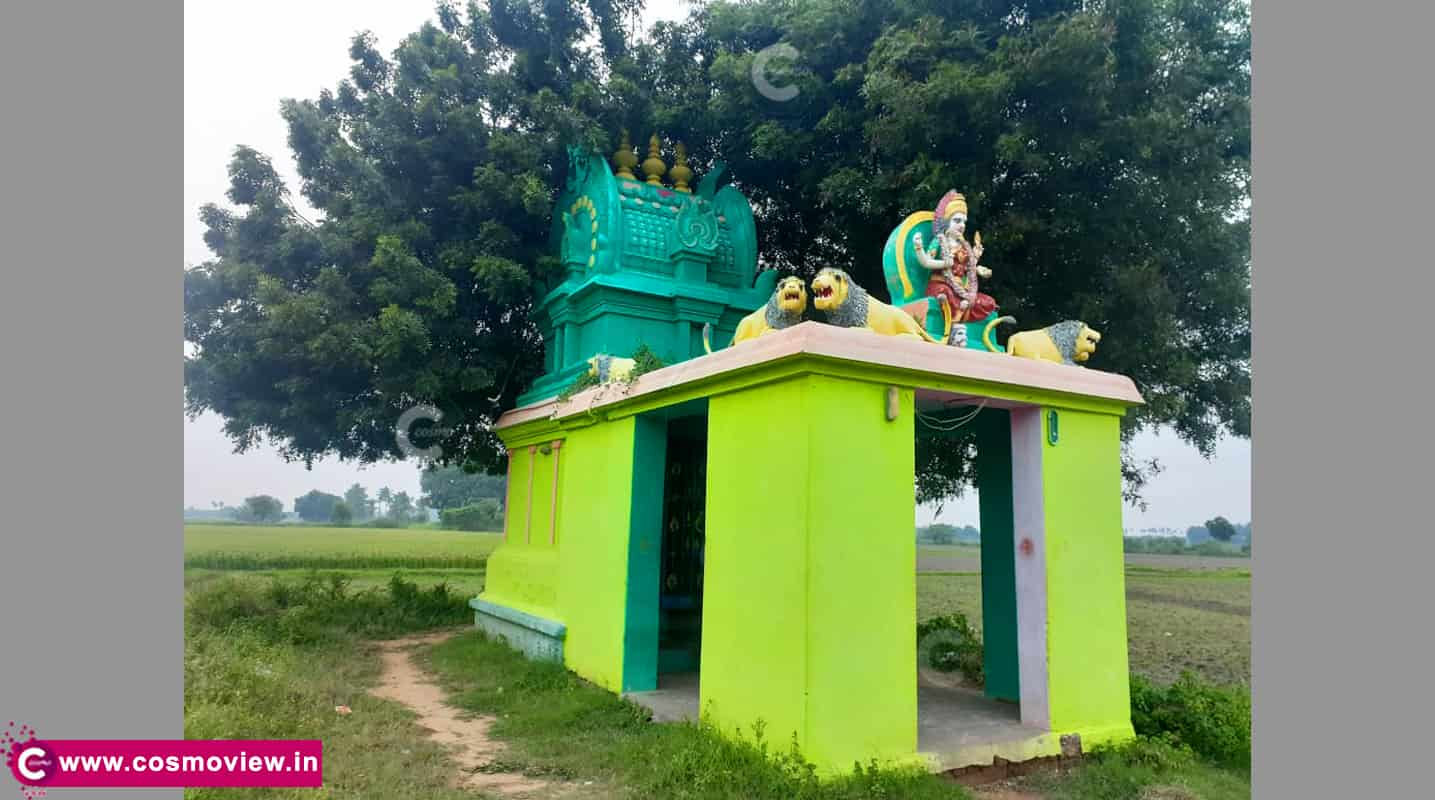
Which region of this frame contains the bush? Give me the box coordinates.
[330,501,353,526]
[905,622,1251,771]
[365,516,404,529]
[441,499,504,531]
[916,613,984,686]
[1123,536,1187,555]
[1130,672,1251,770]
[185,572,470,644]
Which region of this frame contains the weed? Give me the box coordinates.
[917,612,984,686]
[425,631,966,799]
[185,572,469,645]
[1130,673,1251,771]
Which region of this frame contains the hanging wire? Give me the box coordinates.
[916,397,990,432]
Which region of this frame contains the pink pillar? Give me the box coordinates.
[502,450,514,542]
[549,440,563,545]
[525,445,537,544]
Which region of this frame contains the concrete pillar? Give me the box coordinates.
[702,375,917,771]
[1010,406,1134,746]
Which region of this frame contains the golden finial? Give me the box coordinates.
[669,142,693,193]
[612,129,637,181]
[642,134,667,186]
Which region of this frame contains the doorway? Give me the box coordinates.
[657,415,707,675]
[621,404,709,710]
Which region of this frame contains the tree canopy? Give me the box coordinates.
[421,465,507,510]
[235,495,285,524]
[343,483,375,521]
[1204,515,1236,542]
[294,489,343,522]
[184,0,1249,504]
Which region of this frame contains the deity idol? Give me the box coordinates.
[911,191,997,328]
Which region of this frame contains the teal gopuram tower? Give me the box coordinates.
[518,135,779,405]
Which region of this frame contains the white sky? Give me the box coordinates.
[183,0,1249,530]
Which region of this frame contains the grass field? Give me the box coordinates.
[916,569,1250,686]
[183,524,503,570]
[183,527,1249,798]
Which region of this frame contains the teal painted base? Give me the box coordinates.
[470,598,567,663]
[963,315,1005,352]
[621,415,668,692]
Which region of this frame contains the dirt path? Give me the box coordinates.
[368,631,563,798]
[971,786,1044,800]
[1127,588,1249,617]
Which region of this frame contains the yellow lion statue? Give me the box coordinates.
[982,317,1101,366]
[810,267,939,342]
[704,275,808,352]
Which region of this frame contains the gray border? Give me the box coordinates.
[1255,2,1432,795]
[0,1,181,797]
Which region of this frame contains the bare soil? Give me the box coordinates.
[368,631,565,798]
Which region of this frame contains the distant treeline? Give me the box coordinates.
[184,466,509,530]
[916,523,980,545]
[919,519,1251,557]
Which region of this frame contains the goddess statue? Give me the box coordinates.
[911,191,997,333]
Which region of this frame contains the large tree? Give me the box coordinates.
[184,0,644,475]
[420,465,506,510]
[343,483,374,521]
[1204,515,1236,542]
[294,489,343,522]
[235,495,284,524]
[185,0,1249,505]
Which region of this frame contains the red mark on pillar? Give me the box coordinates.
[1019,538,1034,557]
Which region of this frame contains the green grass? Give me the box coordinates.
[1023,738,1249,800]
[185,567,490,599]
[425,629,970,799]
[182,534,1250,798]
[183,524,502,570]
[184,572,477,799]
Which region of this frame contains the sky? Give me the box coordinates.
[183,1,1249,530]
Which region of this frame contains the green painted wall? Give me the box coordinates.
[1039,408,1133,741]
[483,445,561,616]
[549,417,642,692]
[621,415,668,692]
[703,375,917,771]
[975,409,1020,703]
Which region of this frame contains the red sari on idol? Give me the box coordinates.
[926,237,996,323]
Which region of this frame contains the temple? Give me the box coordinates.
[519,134,777,405]
[473,135,1144,774]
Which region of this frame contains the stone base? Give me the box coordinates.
[470,597,566,663]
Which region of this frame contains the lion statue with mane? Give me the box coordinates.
[810,267,939,342]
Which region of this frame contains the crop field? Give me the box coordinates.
[183,528,1250,686]
[917,566,1251,686]
[183,524,503,570]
